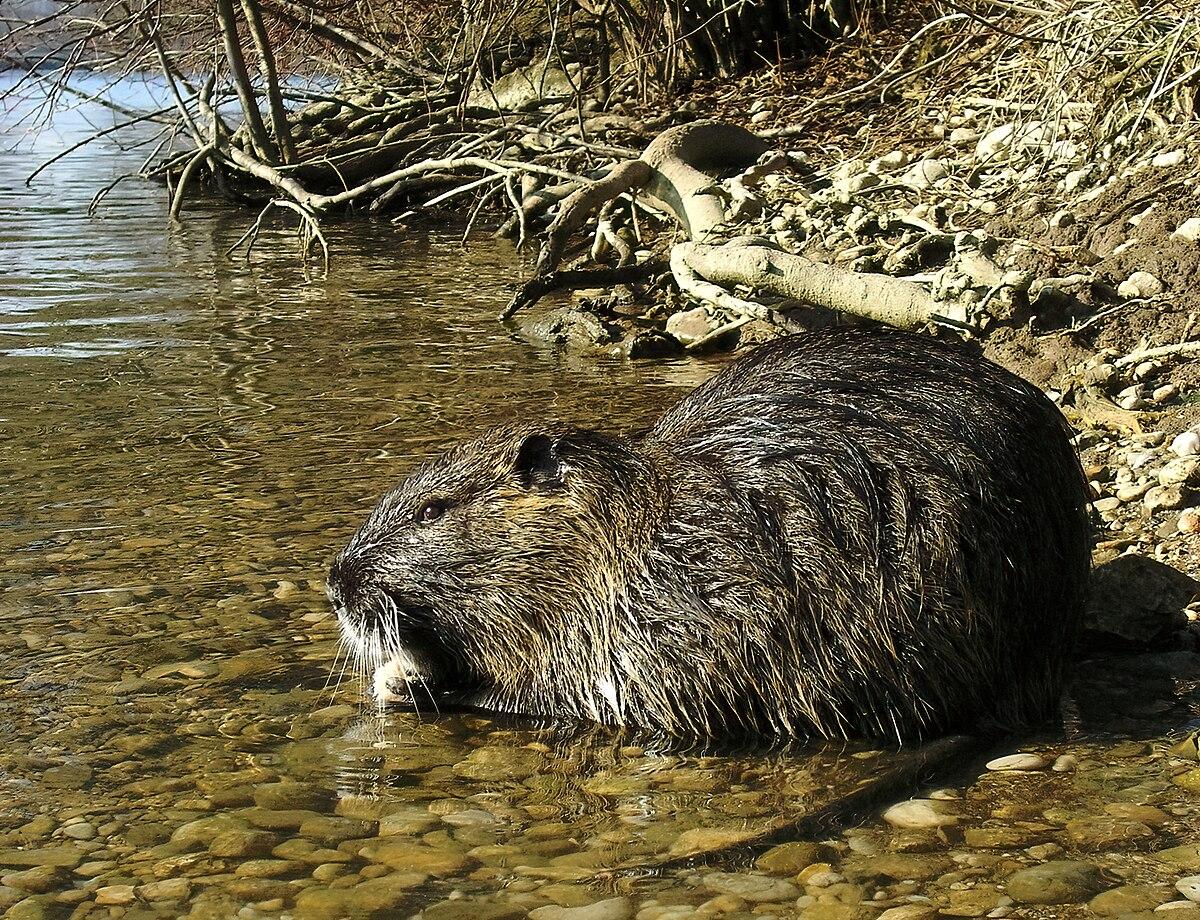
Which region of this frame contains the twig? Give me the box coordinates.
[501,261,666,320]
[1114,339,1200,369]
[169,143,216,221]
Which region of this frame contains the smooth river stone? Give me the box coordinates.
[0,848,85,870]
[1005,861,1108,904]
[1177,876,1200,903]
[881,799,958,829]
[452,747,545,781]
[756,842,827,874]
[0,866,70,894]
[426,898,529,920]
[1153,845,1200,872]
[138,878,193,902]
[207,829,276,858]
[876,907,937,920]
[299,815,377,844]
[986,753,1048,771]
[170,815,249,848]
[1065,815,1155,848]
[702,872,801,903]
[530,896,634,920]
[252,781,333,811]
[669,827,763,858]
[358,840,477,876]
[842,853,953,883]
[1089,884,1176,915]
[378,807,441,837]
[94,885,136,905]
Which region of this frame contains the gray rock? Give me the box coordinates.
[901,160,948,189]
[530,896,635,920]
[701,872,801,902]
[1171,432,1200,458]
[1160,458,1200,487]
[41,764,92,790]
[1084,554,1198,646]
[1145,485,1189,511]
[1004,861,1108,904]
[623,331,683,359]
[1118,271,1164,298]
[1177,877,1200,903]
[1173,217,1200,242]
[665,307,716,347]
[468,61,578,112]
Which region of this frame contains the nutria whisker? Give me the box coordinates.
[322,636,352,703]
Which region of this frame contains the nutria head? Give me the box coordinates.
[328,424,662,716]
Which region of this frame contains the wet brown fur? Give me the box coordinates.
[329,325,1092,741]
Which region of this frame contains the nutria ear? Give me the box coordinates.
[515,433,568,491]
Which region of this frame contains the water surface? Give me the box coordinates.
[3,74,1200,920]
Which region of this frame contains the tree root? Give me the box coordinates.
[535,160,652,275]
[533,120,770,277]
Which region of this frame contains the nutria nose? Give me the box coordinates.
[327,553,363,615]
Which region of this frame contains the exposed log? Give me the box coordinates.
[672,241,946,330]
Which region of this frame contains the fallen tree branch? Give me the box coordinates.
[169,143,216,222]
[501,261,667,320]
[672,241,947,330]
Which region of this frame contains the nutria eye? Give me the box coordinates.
[416,500,446,524]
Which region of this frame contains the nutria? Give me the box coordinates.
[328,325,1091,741]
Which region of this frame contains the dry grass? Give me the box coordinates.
[862,0,1200,157]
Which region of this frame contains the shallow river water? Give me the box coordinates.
[3,77,1200,920]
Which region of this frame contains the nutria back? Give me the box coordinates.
[328,325,1092,741]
